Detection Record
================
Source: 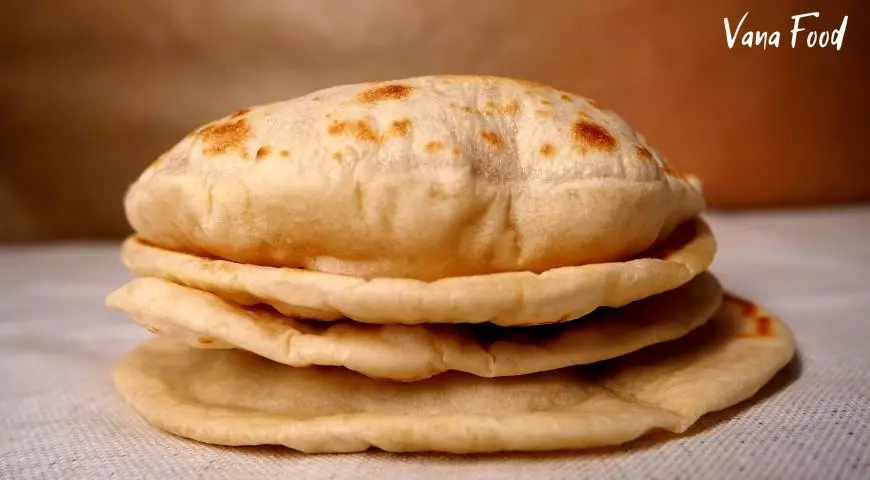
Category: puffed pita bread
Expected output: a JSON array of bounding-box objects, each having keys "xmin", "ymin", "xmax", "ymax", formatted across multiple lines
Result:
[
  {"xmin": 106, "ymin": 273, "xmax": 722, "ymax": 381},
  {"xmin": 125, "ymin": 75, "xmax": 704, "ymax": 281},
  {"xmin": 112, "ymin": 294, "xmax": 795, "ymax": 453},
  {"xmin": 120, "ymin": 217, "xmax": 715, "ymax": 326}
]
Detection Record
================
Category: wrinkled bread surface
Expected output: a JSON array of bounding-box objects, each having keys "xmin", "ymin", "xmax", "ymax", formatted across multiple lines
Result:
[
  {"xmin": 125, "ymin": 75, "xmax": 705, "ymax": 281},
  {"xmin": 113, "ymin": 294, "xmax": 795, "ymax": 453},
  {"xmin": 106, "ymin": 273, "xmax": 722, "ymax": 381},
  {"xmin": 121, "ymin": 217, "xmax": 715, "ymax": 326}
]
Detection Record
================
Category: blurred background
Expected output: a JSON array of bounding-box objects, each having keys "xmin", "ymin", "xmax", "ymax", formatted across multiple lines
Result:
[{"xmin": 1, "ymin": 0, "xmax": 867, "ymax": 243}]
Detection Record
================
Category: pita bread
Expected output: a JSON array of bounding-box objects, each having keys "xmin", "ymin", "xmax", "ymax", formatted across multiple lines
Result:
[
  {"xmin": 124, "ymin": 75, "xmax": 704, "ymax": 281},
  {"xmin": 106, "ymin": 273, "xmax": 722, "ymax": 381},
  {"xmin": 120, "ymin": 217, "xmax": 715, "ymax": 326},
  {"xmin": 112, "ymin": 293, "xmax": 795, "ymax": 453}
]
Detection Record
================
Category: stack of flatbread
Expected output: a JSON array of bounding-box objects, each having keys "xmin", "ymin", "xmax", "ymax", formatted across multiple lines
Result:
[{"xmin": 106, "ymin": 75, "xmax": 795, "ymax": 454}]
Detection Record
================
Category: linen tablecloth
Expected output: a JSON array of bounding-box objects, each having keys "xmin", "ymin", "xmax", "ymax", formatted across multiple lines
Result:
[{"xmin": 2, "ymin": 207, "xmax": 869, "ymax": 479}]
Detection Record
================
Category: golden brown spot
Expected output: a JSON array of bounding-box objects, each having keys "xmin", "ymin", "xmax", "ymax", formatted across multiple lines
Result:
[
  {"xmin": 724, "ymin": 293, "xmax": 775, "ymax": 337},
  {"xmin": 200, "ymin": 119, "xmax": 252, "ymax": 156},
  {"xmin": 255, "ymin": 146, "xmax": 271, "ymax": 160},
  {"xmin": 449, "ymin": 101, "xmax": 459, "ymax": 108},
  {"xmin": 332, "ymin": 152, "xmax": 343, "ymax": 162},
  {"xmin": 483, "ymin": 100, "xmax": 521, "ymax": 116},
  {"xmin": 461, "ymin": 106, "xmax": 476, "ymax": 114},
  {"xmin": 725, "ymin": 293, "xmax": 762, "ymax": 318},
  {"xmin": 428, "ymin": 184, "xmax": 448, "ymax": 199},
  {"xmin": 634, "ymin": 144, "xmax": 653, "ymax": 161},
  {"xmin": 560, "ymin": 94, "xmax": 573, "ymax": 102},
  {"xmin": 389, "ymin": 119, "xmax": 412, "ymax": 137},
  {"xmin": 514, "ymin": 78, "xmax": 554, "ymax": 92},
  {"xmin": 280, "ymin": 149, "xmax": 290, "ymax": 157},
  {"xmin": 328, "ymin": 120, "xmax": 378, "ymax": 143},
  {"xmin": 355, "ymin": 122, "xmax": 378, "ymax": 142},
  {"xmin": 357, "ymin": 84, "xmax": 414, "ymax": 103},
  {"xmin": 755, "ymin": 316, "xmax": 773, "ymax": 337},
  {"xmin": 480, "ymin": 131, "xmax": 503, "ymax": 148},
  {"xmin": 311, "ymin": 96, "xmax": 321, "ymax": 102},
  {"xmin": 231, "ymin": 107, "xmax": 250, "ymax": 118},
  {"xmin": 635, "ymin": 141, "xmax": 686, "ymax": 179},
  {"xmin": 146, "ymin": 326, "xmax": 160, "ymax": 334},
  {"xmin": 539, "ymin": 143, "xmax": 556, "ymax": 157},
  {"xmin": 660, "ymin": 160, "xmax": 688, "ymax": 180},
  {"xmin": 572, "ymin": 121, "xmax": 615, "ymax": 151},
  {"xmin": 424, "ymin": 140, "xmax": 445, "ymax": 154},
  {"xmin": 535, "ymin": 109, "xmax": 553, "ymax": 118},
  {"xmin": 198, "ymin": 337, "xmax": 214, "ymax": 345},
  {"xmin": 540, "ymin": 99, "xmax": 552, "ymax": 106},
  {"xmin": 451, "ymin": 147, "xmax": 461, "ymax": 156}
]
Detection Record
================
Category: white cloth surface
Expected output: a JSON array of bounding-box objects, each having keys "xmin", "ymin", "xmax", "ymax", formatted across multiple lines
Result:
[{"xmin": 1, "ymin": 207, "xmax": 869, "ymax": 480}]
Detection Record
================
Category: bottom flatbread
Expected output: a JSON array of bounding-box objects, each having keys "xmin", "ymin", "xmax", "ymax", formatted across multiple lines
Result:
[{"xmin": 113, "ymin": 294, "xmax": 795, "ymax": 454}]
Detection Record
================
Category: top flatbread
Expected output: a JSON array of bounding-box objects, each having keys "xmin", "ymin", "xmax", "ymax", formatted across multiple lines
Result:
[{"xmin": 125, "ymin": 75, "xmax": 704, "ymax": 281}]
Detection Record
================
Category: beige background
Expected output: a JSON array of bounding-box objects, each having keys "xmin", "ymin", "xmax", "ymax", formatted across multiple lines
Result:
[{"xmin": 1, "ymin": 0, "xmax": 868, "ymax": 242}]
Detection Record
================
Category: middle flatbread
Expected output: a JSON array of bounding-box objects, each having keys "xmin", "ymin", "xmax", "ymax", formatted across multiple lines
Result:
[{"xmin": 106, "ymin": 273, "xmax": 721, "ymax": 381}]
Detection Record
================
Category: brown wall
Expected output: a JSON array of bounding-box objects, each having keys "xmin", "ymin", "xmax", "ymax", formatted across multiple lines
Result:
[{"xmin": 1, "ymin": 0, "xmax": 868, "ymax": 241}]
